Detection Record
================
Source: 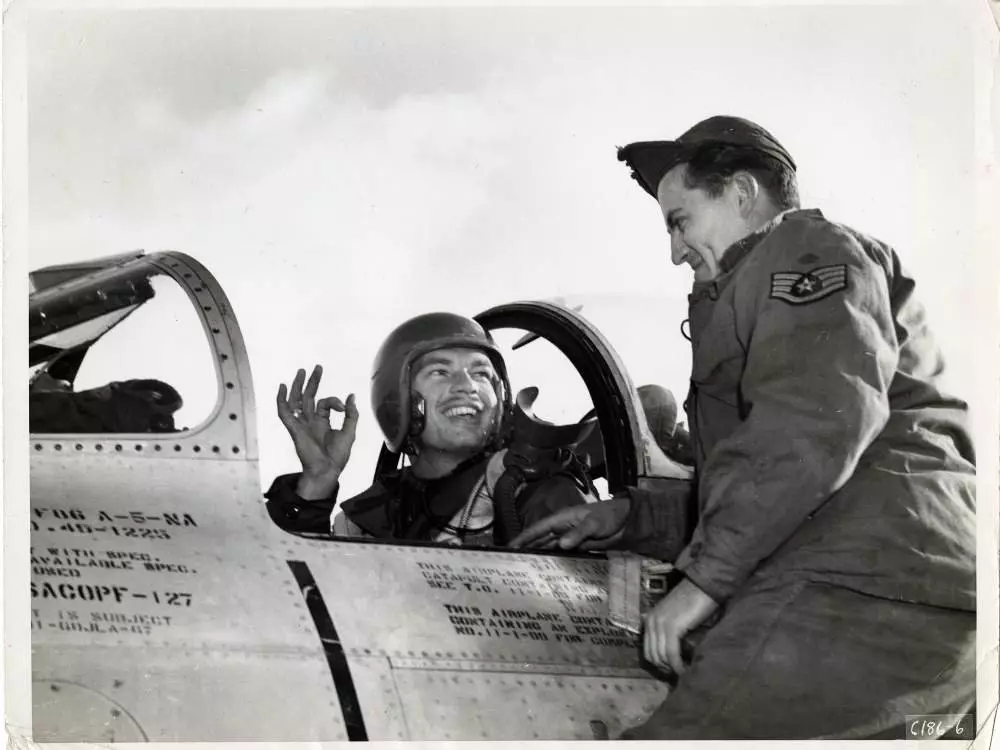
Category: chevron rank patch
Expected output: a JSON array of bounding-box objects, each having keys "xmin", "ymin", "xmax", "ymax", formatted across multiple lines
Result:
[{"xmin": 770, "ymin": 264, "xmax": 848, "ymax": 305}]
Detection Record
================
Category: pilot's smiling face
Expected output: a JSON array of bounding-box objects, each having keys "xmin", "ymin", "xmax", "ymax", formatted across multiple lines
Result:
[
  {"xmin": 656, "ymin": 164, "xmax": 753, "ymax": 283},
  {"xmin": 411, "ymin": 347, "xmax": 500, "ymax": 455}
]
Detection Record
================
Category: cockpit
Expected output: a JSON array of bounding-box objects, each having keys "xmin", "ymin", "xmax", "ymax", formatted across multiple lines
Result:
[
  {"xmin": 28, "ymin": 252, "xmax": 695, "ymax": 548},
  {"xmin": 322, "ymin": 297, "xmax": 699, "ymax": 545}
]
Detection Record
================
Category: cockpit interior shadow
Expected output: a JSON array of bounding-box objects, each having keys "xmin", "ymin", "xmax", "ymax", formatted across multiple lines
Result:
[{"xmin": 29, "ymin": 377, "xmax": 183, "ymax": 434}]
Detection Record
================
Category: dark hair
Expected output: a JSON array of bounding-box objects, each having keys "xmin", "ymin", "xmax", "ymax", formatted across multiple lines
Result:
[{"xmin": 682, "ymin": 143, "xmax": 800, "ymax": 210}]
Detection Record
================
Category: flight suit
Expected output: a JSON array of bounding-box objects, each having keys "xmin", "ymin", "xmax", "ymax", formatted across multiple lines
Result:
[
  {"xmin": 265, "ymin": 450, "xmax": 590, "ymax": 545},
  {"xmin": 621, "ymin": 209, "xmax": 977, "ymax": 739}
]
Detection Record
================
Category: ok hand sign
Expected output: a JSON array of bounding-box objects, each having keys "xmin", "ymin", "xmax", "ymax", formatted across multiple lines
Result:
[{"xmin": 276, "ymin": 365, "xmax": 359, "ymax": 498}]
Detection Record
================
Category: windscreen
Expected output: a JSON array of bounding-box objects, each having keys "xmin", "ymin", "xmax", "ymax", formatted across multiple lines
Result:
[{"xmin": 29, "ymin": 270, "xmax": 220, "ymax": 434}]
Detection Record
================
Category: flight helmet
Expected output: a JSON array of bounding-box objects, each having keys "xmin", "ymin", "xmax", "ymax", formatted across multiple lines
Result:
[{"xmin": 371, "ymin": 312, "xmax": 512, "ymax": 454}]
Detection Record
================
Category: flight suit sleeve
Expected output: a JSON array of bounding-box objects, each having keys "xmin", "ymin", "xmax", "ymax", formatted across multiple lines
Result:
[
  {"xmin": 618, "ymin": 478, "xmax": 697, "ymax": 561},
  {"xmin": 677, "ymin": 220, "xmax": 899, "ymax": 604},
  {"xmin": 264, "ymin": 473, "xmax": 339, "ymax": 534}
]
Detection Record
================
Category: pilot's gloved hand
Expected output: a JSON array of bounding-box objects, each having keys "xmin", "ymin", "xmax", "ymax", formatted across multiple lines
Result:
[
  {"xmin": 276, "ymin": 365, "xmax": 359, "ymax": 499},
  {"xmin": 508, "ymin": 495, "xmax": 631, "ymax": 551}
]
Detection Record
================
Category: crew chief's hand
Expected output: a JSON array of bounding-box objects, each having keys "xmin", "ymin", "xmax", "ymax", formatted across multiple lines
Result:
[
  {"xmin": 508, "ymin": 496, "xmax": 632, "ymax": 550},
  {"xmin": 643, "ymin": 577, "xmax": 719, "ymax": 676}
]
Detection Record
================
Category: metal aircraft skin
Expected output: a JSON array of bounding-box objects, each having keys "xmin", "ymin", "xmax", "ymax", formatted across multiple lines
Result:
[{"xmin": 27, "ymin": 251, "xmax": 690, "ymax": 742}]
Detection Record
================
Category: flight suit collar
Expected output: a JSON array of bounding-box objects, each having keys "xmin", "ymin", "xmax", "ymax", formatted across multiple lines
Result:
[
  {"xmin": 694, "ymin": 208, "xmax": 824, "ymax": 294},
  {"xmin": 341, "ymin": 453, "xmax": 491, "ymax": 539}
]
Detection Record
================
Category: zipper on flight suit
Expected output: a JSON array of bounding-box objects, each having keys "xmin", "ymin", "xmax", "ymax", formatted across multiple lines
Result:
[{"xmin": 685, "ymin": 283, "xmax": 717, "ymax": 474}]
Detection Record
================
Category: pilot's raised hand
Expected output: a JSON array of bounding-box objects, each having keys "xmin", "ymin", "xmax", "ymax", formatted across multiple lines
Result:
[
  {"xmin": 508, "ymin": 496, "xmax": 632, "ymax": 551},
  {"xmin": 276, "ymin": 365, "xmax": 359, "ymax": 500}
]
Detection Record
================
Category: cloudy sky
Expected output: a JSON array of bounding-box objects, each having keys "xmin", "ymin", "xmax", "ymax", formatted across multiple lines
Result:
[{"xmin": 18, "ymin": 2, "xmax": 999, "ymax": 495}]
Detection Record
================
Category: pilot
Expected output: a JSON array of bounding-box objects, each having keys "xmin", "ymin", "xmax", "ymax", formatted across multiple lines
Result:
[
  {"xmin": 264, "ymin": 312, "xmax": 594, "ymax": 545},
  {"xmin": 512, "ymin": 116, "xmax": 977, "ymax": 739}
]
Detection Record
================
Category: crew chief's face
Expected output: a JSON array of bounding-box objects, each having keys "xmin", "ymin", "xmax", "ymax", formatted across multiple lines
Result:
[
  {"xmin": 411, "ymin": 347, "xmax": 500, "ymax": 454},
  {"xmin": 656, "ymin": 164, "xmax": 753, "ymax": 283}
]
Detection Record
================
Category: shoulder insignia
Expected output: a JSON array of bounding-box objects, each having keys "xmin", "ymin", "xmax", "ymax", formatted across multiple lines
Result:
[{"xmin": 770, "ymin": 264, "xmax": 848, "ymax": 305}]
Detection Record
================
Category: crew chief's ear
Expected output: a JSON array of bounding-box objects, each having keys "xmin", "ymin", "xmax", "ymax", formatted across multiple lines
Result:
[{"xmin": 731, "ymin": 171, "xmax": 760, "ymax": 216}]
